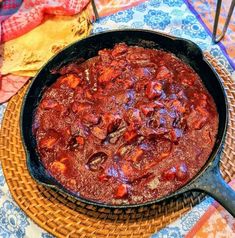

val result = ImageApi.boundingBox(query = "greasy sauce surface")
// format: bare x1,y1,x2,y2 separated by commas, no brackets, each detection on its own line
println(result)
33,44,218,205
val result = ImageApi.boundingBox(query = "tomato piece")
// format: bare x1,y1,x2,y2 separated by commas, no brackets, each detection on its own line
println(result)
39,130,60,149
39,137,57,149
123,130,138,143
98,173,109,182
120,163,130,176
85,90,93,100
175,162,188,181
98,68,121,83
76,136,85,145
60,74,81,88
156,66,173,81
140,104,155,116
114,184,128,198
50,161,67,174
129,148,144,162
162,167,176,181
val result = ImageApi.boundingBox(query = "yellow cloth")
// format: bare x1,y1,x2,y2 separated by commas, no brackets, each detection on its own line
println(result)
1,10,92,77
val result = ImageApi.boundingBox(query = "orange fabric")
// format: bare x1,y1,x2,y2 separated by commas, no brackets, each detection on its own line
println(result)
186,179,235,238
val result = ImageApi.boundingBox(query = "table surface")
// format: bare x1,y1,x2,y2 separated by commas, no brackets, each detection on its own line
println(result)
0,0,234,237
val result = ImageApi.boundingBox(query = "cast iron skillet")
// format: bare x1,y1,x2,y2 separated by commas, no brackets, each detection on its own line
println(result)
21,30,235,216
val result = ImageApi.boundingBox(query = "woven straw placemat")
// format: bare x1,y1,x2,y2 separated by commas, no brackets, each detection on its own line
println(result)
0,54,234,238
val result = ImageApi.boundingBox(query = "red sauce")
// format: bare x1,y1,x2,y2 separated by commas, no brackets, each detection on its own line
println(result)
33,43,218,205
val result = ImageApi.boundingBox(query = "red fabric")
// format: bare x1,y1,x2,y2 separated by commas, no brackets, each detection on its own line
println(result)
0,0,90,42
0,74,29,103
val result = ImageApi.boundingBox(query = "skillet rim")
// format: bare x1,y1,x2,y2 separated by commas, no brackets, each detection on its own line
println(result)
20,29,229,209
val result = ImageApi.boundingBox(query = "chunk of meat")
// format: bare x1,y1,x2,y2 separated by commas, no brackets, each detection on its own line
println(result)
146,81,162,99
39,130,60,149
123,130,138,143
82,113,101,126
71,102,91,114
156,66,173,81
134,67,154,80
179,71,197,86
110,59,128,69
140,104,155,116
98,68,121,83
91,126,107,140
119,162,152,183
125,108,142,128
98,48,112,64
41,99,58,109
142,127,168,139
111,43,128,57
187,106,209,130
171,100,186,113
128,148,144,162
127,49,150,61
60,74,81,88
103,113,122,134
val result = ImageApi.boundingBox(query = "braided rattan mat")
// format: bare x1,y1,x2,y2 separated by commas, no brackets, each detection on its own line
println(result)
0,54,235,238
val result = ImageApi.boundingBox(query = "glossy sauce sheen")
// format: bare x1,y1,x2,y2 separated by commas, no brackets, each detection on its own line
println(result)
34,44,218,205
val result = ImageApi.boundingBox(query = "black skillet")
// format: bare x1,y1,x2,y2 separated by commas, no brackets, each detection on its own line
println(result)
21,30,235,216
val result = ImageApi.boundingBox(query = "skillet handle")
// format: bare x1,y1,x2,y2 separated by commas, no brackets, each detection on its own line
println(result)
192,164,235,217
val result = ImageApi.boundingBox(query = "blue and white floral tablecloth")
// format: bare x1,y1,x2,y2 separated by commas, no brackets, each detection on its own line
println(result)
0,0,234,237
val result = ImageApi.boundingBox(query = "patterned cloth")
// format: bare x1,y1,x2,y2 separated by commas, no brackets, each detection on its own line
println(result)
152,197,214,238
0,0,22,46
0,0,234,237
0,164,54,238
0,0,90,42
152,179,235,238
0,75,29,103
0,0,22,21
186,0,235,70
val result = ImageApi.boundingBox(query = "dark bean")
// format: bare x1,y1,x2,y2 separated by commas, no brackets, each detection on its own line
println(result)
86,152,108,172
